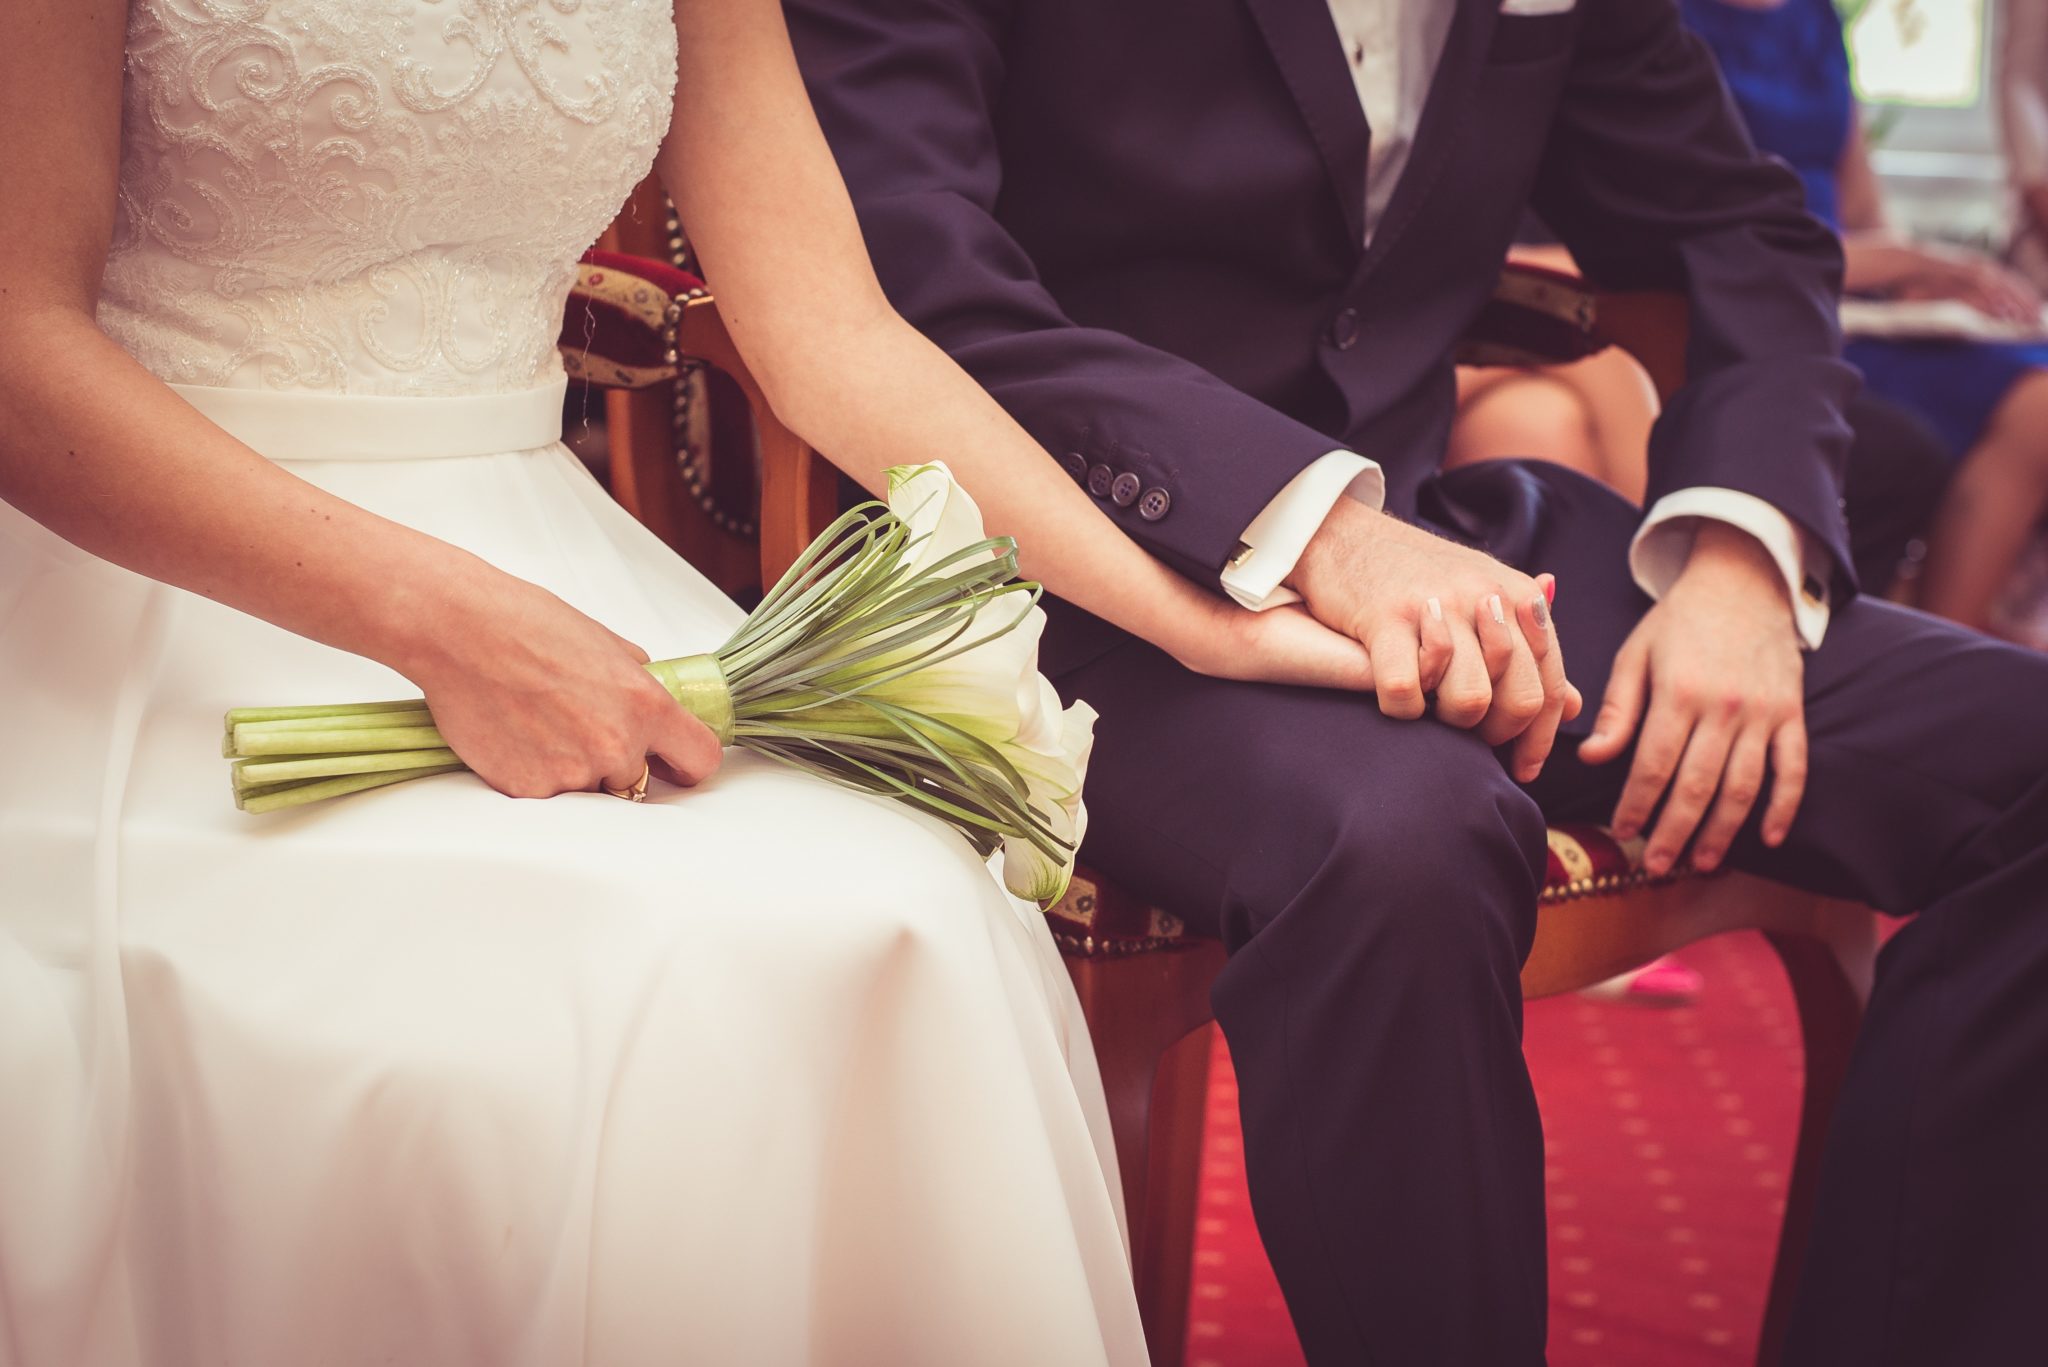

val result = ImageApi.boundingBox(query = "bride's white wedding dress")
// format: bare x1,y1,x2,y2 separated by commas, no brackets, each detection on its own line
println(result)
0,4,1144,1364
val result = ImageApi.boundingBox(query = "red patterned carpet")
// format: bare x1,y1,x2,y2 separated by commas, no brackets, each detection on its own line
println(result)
1185,930,1804,1366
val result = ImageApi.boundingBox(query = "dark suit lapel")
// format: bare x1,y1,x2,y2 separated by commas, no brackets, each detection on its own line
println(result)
1361,0,1502,272
1240,0,1372,249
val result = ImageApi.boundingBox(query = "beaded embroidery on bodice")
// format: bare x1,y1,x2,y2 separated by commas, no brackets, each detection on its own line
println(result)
100,0,677,396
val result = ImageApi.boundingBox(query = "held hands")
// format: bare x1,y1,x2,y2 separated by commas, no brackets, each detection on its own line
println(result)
1175,599,1377,693
1286,500,1582,781
1578,524,1807,876
395,563,722,798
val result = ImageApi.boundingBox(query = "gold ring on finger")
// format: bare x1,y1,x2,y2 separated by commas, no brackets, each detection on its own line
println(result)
601,762,651,803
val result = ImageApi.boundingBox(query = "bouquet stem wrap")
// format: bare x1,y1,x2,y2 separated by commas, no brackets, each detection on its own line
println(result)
221,465,1095,905
647,654,735,746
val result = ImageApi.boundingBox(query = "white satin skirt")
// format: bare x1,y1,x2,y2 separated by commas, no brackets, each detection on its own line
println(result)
0,382,1144,1367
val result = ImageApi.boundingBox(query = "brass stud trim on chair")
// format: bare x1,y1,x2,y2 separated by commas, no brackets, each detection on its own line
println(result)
1537,865,1693,906
1050,931,1194,959
664,203,758,539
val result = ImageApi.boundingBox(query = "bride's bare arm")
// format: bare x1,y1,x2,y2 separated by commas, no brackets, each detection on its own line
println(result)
658,0,1372,691
0,0,717,797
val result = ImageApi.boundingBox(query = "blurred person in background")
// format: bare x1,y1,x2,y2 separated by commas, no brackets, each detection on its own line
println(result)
1686,0,2048,639
1451,245,1952,599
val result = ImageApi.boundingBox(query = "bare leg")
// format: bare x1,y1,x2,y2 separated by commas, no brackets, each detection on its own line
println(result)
1448,352,1657,503
1448,370,1605,477
1918,369,2048,630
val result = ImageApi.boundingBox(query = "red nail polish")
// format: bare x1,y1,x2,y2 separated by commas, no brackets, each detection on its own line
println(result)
1542,578,1556,606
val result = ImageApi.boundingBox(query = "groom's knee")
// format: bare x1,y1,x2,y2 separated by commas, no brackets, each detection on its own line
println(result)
1228,727,1548,985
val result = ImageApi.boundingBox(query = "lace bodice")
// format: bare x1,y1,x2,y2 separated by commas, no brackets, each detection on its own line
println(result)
99,0,677,396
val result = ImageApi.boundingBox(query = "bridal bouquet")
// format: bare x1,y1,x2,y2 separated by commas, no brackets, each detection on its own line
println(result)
221,464,1095,905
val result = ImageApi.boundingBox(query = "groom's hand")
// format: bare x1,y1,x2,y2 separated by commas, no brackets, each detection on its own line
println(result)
1578,524,1808,875
1287,500,1582,782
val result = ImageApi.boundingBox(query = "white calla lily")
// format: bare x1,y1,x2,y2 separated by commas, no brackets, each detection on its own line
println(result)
869,462,1049,745
884,463,1093,904
997,692,1097,906
888,461,1001,576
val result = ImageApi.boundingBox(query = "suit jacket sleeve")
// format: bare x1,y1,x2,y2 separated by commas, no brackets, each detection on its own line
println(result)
785,0,1345,586
1530,0,1861,595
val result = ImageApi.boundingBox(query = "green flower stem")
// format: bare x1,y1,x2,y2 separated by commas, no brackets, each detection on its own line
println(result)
230,724,448,757
233,710,434,735
233,748,462,792
224,710,435,755
235,764,467,814
225,699,424,724
226,659,735,804
223,702,431,755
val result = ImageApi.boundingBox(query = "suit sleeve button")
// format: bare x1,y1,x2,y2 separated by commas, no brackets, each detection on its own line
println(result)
1110,472,1141,507
1137,487,1173,522
1062,452,1088,483
1327,307,1361,351
1087,463,1115,498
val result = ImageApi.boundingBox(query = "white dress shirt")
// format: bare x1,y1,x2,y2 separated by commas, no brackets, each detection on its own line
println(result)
1218,0,1833,649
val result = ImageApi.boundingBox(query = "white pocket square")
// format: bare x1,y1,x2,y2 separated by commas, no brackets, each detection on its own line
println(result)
1500,0,1576,14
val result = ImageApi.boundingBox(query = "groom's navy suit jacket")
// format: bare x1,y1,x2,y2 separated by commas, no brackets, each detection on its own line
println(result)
789,0,1859,670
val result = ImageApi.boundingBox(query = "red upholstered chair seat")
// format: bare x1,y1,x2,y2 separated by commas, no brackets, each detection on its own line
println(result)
560,250,708,390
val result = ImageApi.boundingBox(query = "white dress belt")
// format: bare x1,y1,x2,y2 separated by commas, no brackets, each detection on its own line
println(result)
168,378,568,463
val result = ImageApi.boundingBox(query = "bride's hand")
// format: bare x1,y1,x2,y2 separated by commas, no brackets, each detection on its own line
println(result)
396,566,723,799
1173,598,1377,692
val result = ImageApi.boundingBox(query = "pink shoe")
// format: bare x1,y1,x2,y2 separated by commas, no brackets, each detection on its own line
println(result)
1579,954,1704,1007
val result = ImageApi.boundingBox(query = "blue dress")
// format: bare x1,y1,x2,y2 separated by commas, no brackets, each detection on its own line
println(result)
1683,0,2048,459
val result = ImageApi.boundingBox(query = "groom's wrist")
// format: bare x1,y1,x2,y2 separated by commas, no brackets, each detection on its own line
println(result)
1672,524,1798,625
1224,451,1383,610
1284,497,1369,596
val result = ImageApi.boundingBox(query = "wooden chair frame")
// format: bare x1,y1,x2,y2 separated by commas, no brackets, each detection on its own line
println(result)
582,208,1877,1367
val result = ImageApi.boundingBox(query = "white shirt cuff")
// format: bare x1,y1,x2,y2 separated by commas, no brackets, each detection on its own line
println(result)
1221,451,1387,610
1630,488,1833,650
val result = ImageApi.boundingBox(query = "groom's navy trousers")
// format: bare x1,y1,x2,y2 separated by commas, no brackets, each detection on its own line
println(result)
788,0,2048,1359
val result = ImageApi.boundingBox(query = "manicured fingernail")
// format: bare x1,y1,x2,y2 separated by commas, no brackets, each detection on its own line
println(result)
1695,848,1721,871
1488,594,1505,624
1541,576,1556,606
1427,595,1444,621
1530,595,1550,631
1646,849,1671,874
